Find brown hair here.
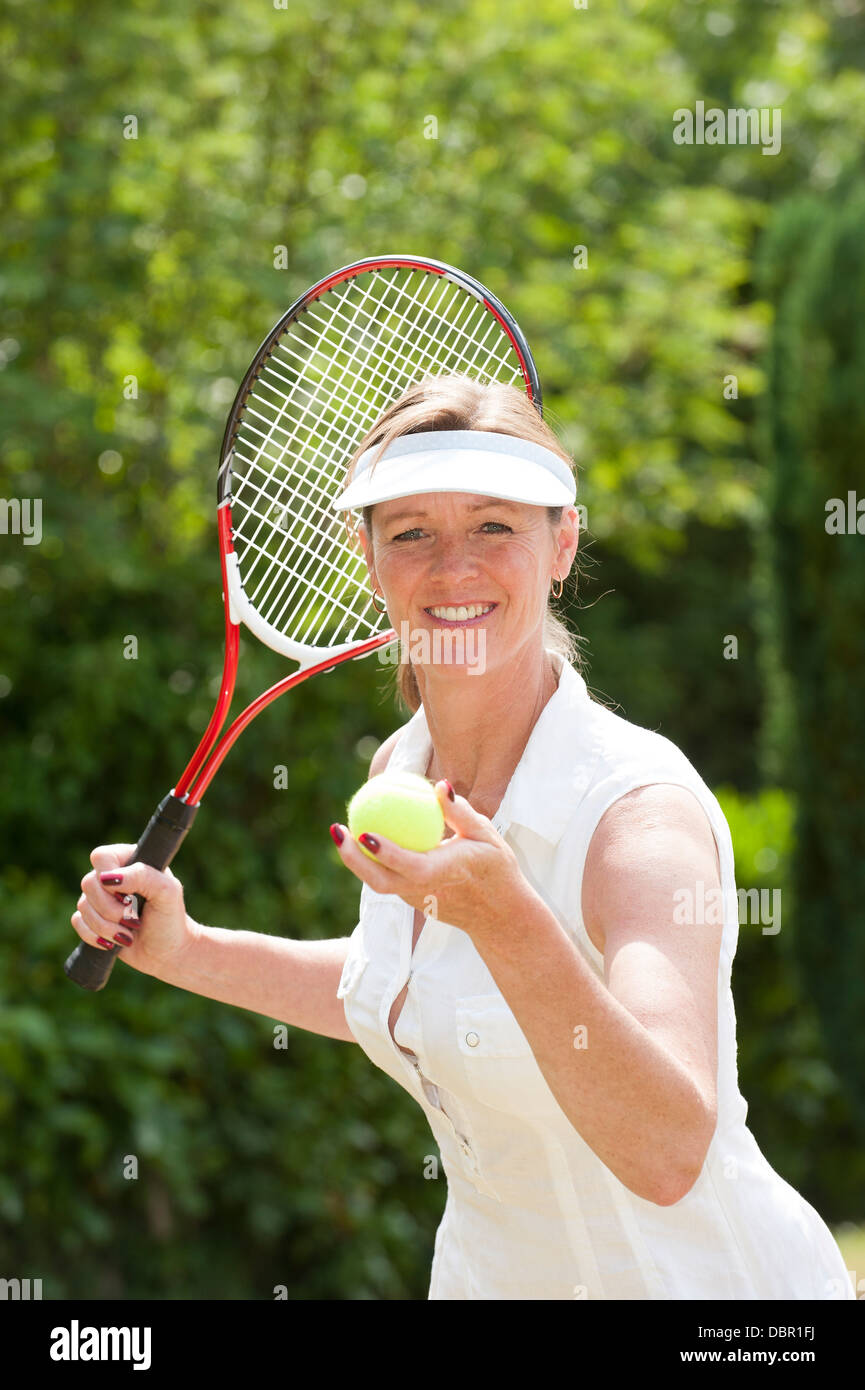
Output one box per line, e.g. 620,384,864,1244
342,373,588,713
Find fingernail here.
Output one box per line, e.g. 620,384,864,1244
114,931,134,947
100,872,123,885
96,937,115,949
443,780,455,802
329,823,345,846
358,833,380,854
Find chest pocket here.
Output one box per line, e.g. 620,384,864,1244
455,993,555,1116
456,994,531,1056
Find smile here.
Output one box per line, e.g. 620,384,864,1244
424,603,496,623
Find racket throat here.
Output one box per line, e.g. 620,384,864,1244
223,551,356,668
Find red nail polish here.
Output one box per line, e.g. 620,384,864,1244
114,931,134,947
443,780,455,802
96,937,115,949
329,823,344,846
358,833,380,854
100,872,123,885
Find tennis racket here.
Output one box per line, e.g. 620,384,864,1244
64,253,542,991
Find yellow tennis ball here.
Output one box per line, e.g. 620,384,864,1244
347,771,445,859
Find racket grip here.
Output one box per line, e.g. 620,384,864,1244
64,792,200,992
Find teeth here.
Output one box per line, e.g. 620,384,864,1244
428,604,494,621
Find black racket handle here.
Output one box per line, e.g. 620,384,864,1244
64,792,200,992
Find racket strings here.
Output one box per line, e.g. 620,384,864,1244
229,278,422,613
237,354,520,640
228,460,370,636
236,278,462,633
236,268,459,559
233,269,487,580
235,269,523,629
228,266,529,649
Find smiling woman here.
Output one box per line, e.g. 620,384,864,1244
70,365,855,1302
324,372,855,1301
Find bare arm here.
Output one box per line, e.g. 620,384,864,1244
476,782,722,1205
76,851,358,1042
145,926,358,1042
74,726,412,1041
74,727,411,1041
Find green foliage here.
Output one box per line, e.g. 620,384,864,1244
756,165,865,1137
717,787,865,1222
568,517,764,792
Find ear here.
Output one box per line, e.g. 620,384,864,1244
554,504,580,582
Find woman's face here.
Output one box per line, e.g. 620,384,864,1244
358,491,579,680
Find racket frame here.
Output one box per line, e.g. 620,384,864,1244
64,253,542,990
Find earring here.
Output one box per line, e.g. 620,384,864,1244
371,587,387,614
550,573,563,600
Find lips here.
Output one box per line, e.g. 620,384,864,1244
425,603,496,623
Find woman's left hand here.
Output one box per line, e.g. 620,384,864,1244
330,781,537,943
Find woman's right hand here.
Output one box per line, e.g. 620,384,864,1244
72,844,199,976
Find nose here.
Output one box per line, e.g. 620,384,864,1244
427,534,481,586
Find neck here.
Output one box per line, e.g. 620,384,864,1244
416,638,559,819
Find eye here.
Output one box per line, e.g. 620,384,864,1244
392,527,425,541
479,521,513,534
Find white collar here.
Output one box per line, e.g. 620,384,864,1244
386,651,600,845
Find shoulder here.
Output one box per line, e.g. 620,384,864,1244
568,687,716,836
585,694,695,777
582,783,722,953
367,723,412,779
553,683,712,839
587,783,718,855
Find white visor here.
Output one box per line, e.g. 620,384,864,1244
331,429,576,512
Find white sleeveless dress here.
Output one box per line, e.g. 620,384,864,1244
337,652,854,1300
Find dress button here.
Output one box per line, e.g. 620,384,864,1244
465,1031,479,1048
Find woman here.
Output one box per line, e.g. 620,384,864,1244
73,374,853,1301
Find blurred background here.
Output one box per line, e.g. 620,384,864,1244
1,0,864,1298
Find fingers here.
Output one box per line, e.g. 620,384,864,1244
89,861,179,907
330,822,432,888
77,839,187,960
76,852,140,948
77,855,181,948
89,843,137,873
81,860,177,908
329,780,500,880
72,894,135,951
79,871,133,927
433,780,501,843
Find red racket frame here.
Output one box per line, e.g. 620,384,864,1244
173,509,395,805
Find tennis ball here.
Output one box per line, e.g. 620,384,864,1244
347,771,446,859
